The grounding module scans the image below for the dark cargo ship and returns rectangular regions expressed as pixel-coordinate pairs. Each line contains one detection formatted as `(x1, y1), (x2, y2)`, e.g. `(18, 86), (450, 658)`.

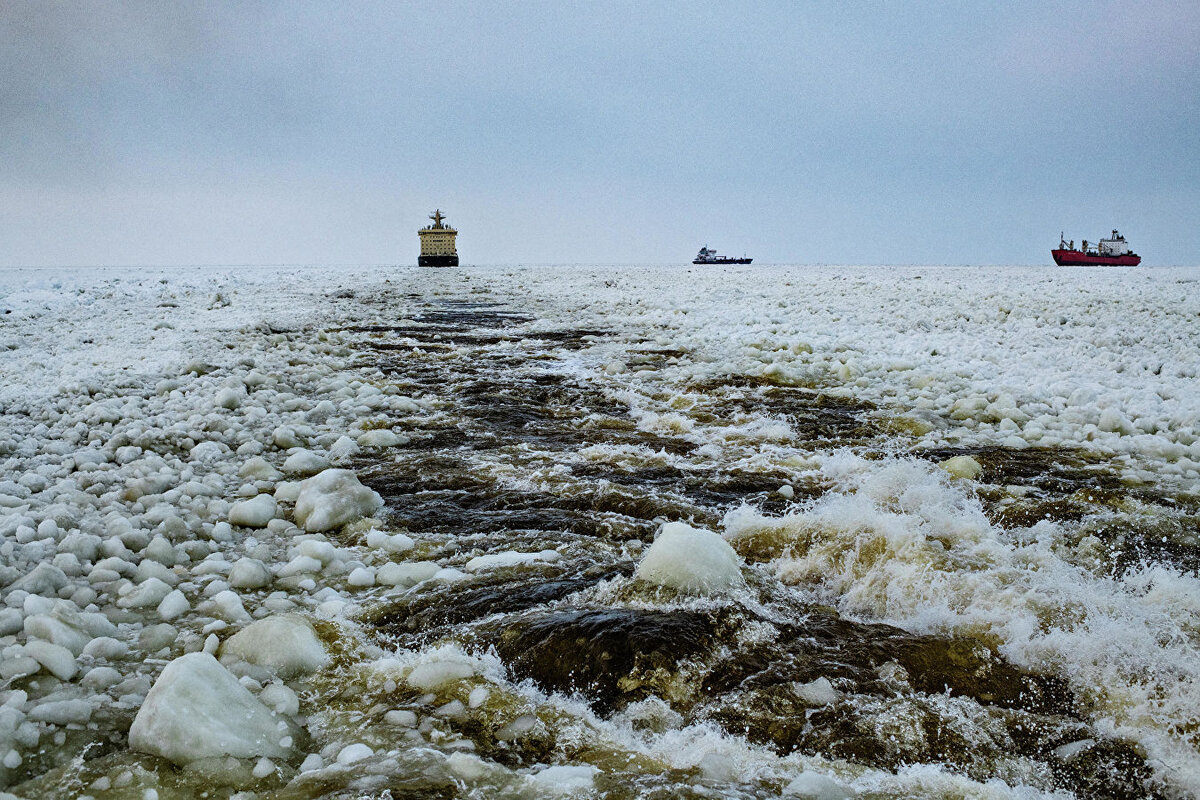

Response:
(693, 246), (752, 265)
(1052, 230), (1140, 266)
(418, 210), (459, 267)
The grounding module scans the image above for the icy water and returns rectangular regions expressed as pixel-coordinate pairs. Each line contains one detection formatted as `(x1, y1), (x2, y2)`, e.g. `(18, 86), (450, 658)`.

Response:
(2, 265), (1199, 798)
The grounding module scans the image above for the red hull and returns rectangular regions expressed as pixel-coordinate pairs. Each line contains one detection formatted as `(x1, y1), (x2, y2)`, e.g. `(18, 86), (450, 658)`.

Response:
(1051, 249), (1141, 267)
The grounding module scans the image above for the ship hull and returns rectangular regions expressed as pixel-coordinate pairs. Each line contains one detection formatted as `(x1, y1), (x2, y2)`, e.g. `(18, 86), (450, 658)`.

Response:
(1052, 250), (1140, 267)
(419, 255), (459, 267)
(693, 257), (753, 265)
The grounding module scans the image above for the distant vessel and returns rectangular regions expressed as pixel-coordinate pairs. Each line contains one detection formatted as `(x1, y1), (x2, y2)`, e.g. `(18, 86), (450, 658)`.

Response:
(418, 210), (459, 267)
(1052, 230), (1140, 266)
(693, 246), (752, 265)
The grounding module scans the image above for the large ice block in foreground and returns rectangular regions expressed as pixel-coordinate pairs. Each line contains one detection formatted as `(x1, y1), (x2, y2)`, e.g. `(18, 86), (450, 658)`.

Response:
(634, 522), (744, 595)
(129, 652), (296, 764)
(292, 468), (383, 532)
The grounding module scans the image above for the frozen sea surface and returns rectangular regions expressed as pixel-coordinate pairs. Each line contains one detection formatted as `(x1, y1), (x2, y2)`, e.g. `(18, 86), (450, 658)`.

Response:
(0, 264), (1198, 799)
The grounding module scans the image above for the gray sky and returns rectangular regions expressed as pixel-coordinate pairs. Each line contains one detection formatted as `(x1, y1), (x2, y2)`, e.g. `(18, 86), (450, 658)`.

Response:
(2, 1), (1198, 266)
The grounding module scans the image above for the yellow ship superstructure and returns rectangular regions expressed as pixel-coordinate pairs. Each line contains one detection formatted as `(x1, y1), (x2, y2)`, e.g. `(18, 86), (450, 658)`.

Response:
(418, 209), (459, 267)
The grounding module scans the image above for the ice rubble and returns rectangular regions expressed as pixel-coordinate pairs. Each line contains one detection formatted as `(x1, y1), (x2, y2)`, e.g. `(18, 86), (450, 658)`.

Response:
(0, 267), (430, 788)
(0, 264), (1198, 796)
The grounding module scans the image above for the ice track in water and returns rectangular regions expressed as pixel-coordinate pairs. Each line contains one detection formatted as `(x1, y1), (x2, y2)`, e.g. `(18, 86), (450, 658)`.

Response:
(0, 264), (1198, 799)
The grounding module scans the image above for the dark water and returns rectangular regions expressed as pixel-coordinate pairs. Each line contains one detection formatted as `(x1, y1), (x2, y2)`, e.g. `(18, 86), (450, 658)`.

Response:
(333, 294), (1177, 798)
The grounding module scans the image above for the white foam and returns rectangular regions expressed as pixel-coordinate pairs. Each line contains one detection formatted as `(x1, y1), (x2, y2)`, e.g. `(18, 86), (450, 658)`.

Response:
(723, 452), (1200, 791)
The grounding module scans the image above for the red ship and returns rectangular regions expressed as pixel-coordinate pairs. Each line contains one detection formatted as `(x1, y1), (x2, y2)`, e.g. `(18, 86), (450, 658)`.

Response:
(1052, 230), (1141, 266)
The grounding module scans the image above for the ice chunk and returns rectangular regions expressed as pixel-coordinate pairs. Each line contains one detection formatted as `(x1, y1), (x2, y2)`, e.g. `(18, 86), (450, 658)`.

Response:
(278, 555), (323, 577)
(793, 677), (837, 706)
(405, 654), (478, 691)
(0, 608), (22, 637)
(384, 709), (417, 727)
(364, 529), (414, 554)
(23, 614), (91, 656)
(157, 589), (190, 621)
(634, 522), (744, 595)
(8, 563), (68, 596)
(938, 455), (983, 480)
(377, 561), (440, 587)
(274, 480), (303, 503)
(528, 764), (598, 794)
(357, 429), (401, 448)
(1098, 407), (1134, 435)
(328, 435), (359, 464)
(189, 440), (229, 464)
(29, 699), (92, 725)
(128, 652), (296, 764)
(297, 539), (337, 564)
(259, 682), (299, 715)
(143, 535), (178, 566)
(139, 623), (178, 653)
(0, 654), (39, 681)
(208, 589), (251, 622)
(220, 614), (329, 678)
(229, 494), (277, 528)
(239, 457), (282, 482)
(23, 639), (77, 680)
(82, 636), (128, 660)
(292, 469), (383, 532)
(465, 549), (560, 572)
(282, 449), (330, 476)
(336, 743), (373, 765)
(118, 577), (173, 609)
(82, 666), (122, 690)
(273, 426), (303, 449)
(347, 567), (375, 587)
(228, 557), (271, 589)
(215, 386), (244, 410)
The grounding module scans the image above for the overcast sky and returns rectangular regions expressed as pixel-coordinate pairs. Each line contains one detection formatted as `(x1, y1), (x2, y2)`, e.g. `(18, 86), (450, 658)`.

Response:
(2, 1), (1198, 266)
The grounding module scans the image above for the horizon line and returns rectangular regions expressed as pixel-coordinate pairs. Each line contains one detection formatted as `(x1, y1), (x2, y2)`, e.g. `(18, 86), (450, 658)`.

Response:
(4, 261), (1196, 270)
